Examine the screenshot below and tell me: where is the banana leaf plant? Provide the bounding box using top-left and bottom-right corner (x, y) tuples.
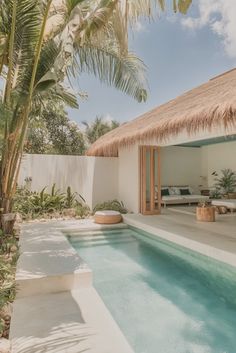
(0, 0), (192, 232)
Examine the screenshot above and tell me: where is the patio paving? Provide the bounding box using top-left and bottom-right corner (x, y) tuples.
(123, 208), (236, 267)
(10, 212), (236, 352)
(10, 220), (133, 353)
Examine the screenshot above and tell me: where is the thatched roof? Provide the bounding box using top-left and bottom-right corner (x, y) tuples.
(87, 68), (236, 157)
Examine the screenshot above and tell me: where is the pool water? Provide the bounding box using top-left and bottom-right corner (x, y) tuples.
(68, 227), (236, 353)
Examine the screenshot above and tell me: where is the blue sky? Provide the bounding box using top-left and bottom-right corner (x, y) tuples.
(68, 1), (236, 125)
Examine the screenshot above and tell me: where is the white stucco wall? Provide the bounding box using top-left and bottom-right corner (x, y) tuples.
(201, 141), (236, 187)
(161, 146), (202, 190)
(19, 154), (118, 209)
(118, 145), (140, 213)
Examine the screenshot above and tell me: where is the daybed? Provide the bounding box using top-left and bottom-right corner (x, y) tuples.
(211, 199), (236, 213)
(159, 186), (209, 208)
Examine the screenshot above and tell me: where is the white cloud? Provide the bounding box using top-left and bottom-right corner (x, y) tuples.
(181, 0), (236, 58)
(133, 21), (148, 33)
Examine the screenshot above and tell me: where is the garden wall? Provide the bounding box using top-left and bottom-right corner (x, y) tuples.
(201, 140), (236, 187)
(18, 154), (119, 209)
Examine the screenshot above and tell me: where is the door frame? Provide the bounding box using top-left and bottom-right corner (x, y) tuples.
(139, 146), (161, 215)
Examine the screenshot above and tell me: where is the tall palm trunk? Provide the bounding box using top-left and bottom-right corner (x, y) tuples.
(0, 0), (53, 232)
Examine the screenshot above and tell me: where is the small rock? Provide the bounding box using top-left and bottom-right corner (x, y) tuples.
(0, 338), (11, 353)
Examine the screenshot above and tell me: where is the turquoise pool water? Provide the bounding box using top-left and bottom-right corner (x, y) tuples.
(68, 227), (236, 353)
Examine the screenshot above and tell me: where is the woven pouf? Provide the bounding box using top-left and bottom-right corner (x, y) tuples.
(94, 210), (122, 224)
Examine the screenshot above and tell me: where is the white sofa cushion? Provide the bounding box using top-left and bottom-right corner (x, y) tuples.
(212, 199), (236, 209)
(183, 195), (209, 200)
(162, 196), (184, 201)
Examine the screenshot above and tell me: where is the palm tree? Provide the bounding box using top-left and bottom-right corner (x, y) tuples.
(0, 0), (79, 217)
(82, 116), (120, 145)
(0, 0), (140, 219)
(0, 0), (192, 229)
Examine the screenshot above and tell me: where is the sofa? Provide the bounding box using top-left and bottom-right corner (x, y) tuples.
(158, 186), (210, 208)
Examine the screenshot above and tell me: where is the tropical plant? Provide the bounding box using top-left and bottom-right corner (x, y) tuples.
(13, 184), (89, 219)
(32, 184), (66, 214)
(0, 0), (192, 227)
(25, 100), (86, 155)
(214, 169), (236, 194)
(93, 199), (128, 214)
(0, 230), (19, 338)
(210, 188), (221, 199)
(82, 116), (120, 145)
(64, 186), (85, 208)
(75, 204), (91, 218)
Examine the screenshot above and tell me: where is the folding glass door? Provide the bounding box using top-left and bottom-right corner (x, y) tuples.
(140, 146), (161, 215)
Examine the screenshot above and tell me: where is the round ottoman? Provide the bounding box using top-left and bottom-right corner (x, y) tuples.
(94, 210), (122, 224)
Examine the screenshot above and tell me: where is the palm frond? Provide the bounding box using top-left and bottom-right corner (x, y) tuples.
(74, 43), (148, 102)
(66, 0), (86, 16)
(4, 0), (42, 93)
(35, 39), (60, 85)
(33, 83), (79, 109)
(78, 0), (118, 45)
(53, 84), (79, 108)
(177, 0), (192, 14)
(119, 0), (192, 22)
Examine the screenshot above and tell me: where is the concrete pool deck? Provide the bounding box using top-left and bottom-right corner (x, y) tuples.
(10, 212), (236, 352)
(10, 220), (133, 353)
(124, 209), (236, 267)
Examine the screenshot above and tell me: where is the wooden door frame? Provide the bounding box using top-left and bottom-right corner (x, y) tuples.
(139, 145), (161, 215)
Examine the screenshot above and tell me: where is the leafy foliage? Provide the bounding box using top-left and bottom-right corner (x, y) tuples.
(93, 199), (128, 214)
(0, 231), (19, 334)
(75, 204), (90, 218)
(13, 184), (90, 219)
(214, 169), (236, 194)
(0, 0), (192, 215)
(83, 116), (120, 145)
(25, 101), (86, 155)
(210, 189), (222, 199)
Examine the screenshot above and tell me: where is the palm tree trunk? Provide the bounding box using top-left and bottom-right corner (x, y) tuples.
(0, 0), (53, 232)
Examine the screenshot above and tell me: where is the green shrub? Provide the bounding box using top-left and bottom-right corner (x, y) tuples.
(64, 186), (85, 209)
(214, 168), (236, 194)
(93, 200), (128, 214)
(210, 188), (221, 199)
(0, 234), (19, 317)
(13, 184), (89, 219)
(75, 204), (91, 218)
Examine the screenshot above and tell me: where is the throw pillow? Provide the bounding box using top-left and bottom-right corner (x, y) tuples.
(180, 188), (191, 195)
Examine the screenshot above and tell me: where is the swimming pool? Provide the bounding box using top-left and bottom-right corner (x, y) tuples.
(68, 227), (236, 353)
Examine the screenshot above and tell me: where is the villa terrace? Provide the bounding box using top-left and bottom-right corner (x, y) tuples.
(10, 210), (236, 353)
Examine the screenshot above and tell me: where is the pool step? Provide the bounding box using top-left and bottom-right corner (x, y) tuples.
(70, 235), (135, 248)
(68, 230), (132, 243)
(67, 228), (130, 238)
